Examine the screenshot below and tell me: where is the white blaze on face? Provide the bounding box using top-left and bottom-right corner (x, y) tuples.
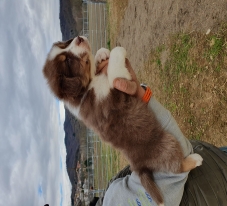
(47, 36), (91, 61)
(47, 45), (62, 61)
(69, 36), (91, 56)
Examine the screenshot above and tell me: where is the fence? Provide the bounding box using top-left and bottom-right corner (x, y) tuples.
(86, 129), (120, 196)
(76, 1), (121, 205)
(80, 1), (108, 54)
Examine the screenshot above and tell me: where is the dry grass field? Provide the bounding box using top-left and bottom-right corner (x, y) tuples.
(107, 0), (128, 49)
(93, 141), (120, 189)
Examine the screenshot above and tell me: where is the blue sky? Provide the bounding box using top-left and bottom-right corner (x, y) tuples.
(0, 0), (71, 205)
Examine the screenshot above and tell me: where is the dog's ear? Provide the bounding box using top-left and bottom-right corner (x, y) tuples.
(59, 76), (83, 99)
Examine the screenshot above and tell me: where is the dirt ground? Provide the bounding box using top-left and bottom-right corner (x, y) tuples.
(112, 0), (227, 70)
(108, 0), (227, 147)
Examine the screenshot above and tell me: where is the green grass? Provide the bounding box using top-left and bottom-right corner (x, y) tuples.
(107, 0), (129, 48)
(171, 34), (193, 74)
(208, 36), (224, 58)
(138, 23), (227, 143)
(107, 39), (111, 50)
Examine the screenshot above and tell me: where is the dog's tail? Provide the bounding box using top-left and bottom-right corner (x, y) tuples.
(139, 168), (164, 206)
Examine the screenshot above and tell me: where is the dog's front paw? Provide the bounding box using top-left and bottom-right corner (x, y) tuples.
(95, 48), (110, 66)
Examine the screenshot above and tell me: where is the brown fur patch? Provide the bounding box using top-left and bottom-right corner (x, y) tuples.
(59, 55), (66, 61)
(43, 46), (91, 107)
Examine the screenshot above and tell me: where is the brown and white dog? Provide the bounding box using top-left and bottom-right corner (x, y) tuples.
(43, 36), (203, 206)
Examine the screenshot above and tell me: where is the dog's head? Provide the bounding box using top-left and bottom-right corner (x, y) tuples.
(43, 36), (95, 105)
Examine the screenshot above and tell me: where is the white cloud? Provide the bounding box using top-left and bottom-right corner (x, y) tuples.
(0, 0), (71, 206)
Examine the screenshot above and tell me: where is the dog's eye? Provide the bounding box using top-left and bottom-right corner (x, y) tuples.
(86, 60), (89, 65)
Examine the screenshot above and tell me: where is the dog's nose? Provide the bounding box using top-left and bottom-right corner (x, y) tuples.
(76, 36), (84, 46)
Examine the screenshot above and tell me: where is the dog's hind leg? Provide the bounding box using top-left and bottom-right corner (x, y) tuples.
(181, 153), (203, 172)
(139, 168), (164, 206)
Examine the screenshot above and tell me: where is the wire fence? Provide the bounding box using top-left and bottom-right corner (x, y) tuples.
(80, 1), (108, 54)
(86, 129), (119, 196)
(75, 1), (121, 205)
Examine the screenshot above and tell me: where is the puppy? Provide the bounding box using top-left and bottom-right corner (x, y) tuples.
(43, 36), (203, 206)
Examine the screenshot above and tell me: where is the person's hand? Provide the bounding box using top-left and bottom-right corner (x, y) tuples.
(96, 58), (145, 99)
(96, 59), (108, 75)
(114, 58), (145, 99)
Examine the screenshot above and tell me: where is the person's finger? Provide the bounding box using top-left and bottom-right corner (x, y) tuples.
(113, 78), (137, 95)
(96, 59), (108, 71)
(96, 59), (108, 74)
